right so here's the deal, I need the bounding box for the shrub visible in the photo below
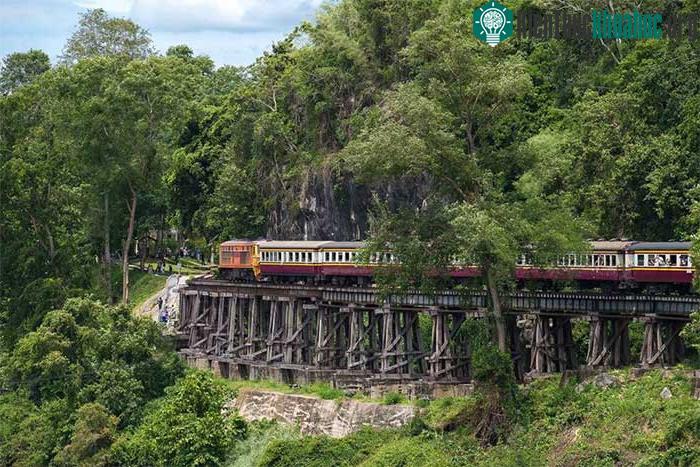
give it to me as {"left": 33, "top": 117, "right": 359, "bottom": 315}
{"left": 383, "top": 391, "right": 405, "bottom": 405}
{"left": 111, "top": 371, "right": 247, "bottom": 467}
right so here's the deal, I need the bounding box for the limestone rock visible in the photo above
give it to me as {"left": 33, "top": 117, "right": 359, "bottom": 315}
{"left": 593, "top": 373, "right": 620, "bottom": 389}
{"left": 230, "top": 388, "right": 417, "bottom": 438}
{"left": 660, "top": 387, "right": 672, "bottom": 400}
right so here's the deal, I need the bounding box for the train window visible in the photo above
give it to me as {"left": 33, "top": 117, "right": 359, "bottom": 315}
{"left": 637, "top": 254, "right": 645, "bottom": 266}
{"left": 669, "top": 255, "right": 677, "bottom": 267}
{"left": 605, "top": 255, "right": 611, "bottom": 267}
{"left": 325, "top": 252, "right": 329, "bottom": 262}
{"left": 681, "top": 255, "right": 689, "bottom": 267}
{"left": 611, "top": 255, "right": 617, "bottom": 267}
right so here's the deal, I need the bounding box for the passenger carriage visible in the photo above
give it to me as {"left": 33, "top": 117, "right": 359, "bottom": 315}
{"left": 219, "top": 239, "right": 697, "bottom": 291}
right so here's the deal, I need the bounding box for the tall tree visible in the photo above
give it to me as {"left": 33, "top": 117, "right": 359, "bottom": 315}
{"left": 60, "top": 9, "right": 155, "bottom": 65}
{"left": 0, "top": 50, "right": 50, "bottom": 95}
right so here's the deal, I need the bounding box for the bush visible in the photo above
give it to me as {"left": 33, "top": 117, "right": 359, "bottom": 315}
{"left": 258, "top": 427, "right": 397, "bottom": 467}
{"left": 383, "top": 391, "right": 405, "bottom": 405}
{"left": 111, "top": 371, "right": 247, "bottom": 467}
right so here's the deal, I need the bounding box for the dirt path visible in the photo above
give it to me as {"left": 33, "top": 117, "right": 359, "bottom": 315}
{"left": 138, "top": 274, "right": 190, "bottom": 322}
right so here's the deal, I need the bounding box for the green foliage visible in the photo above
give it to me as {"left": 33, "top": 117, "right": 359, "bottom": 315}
{"left": 253, "top": 370, "right": 700, "bottom": 466}
{"left": 54, "top": 402, "right": 118, "bottom": 466}
{"left": 682, "top": 311, "right": 700, "bottom": 354}
{"left": 0, "top": 297, "right": 184, "bottom": 465}
{"left": 382, "top": 391, "right": 405, "bottom": 405}
{"left": 112, "top": 371, "right": 247, "bottom": 467}
{"left": 60, "top": 8, "right": 155, "bottom": 64}
{"left": 258, "top": 427, "right": 398, "bottom": 467}
{"left": 0, "top": 49, "right": 50, "bottom": 94}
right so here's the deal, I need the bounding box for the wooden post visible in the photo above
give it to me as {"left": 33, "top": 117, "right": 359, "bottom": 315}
{"left": 640, "top": 317, "right": 686, "bottom": 367}
{"left": 377, "top": 305, "right": 425, "bottom": 377}
{"left": 530, "top": 315, "right": 576, "bottom": 373}
{"left": 427, "top": 308, "right": 469, "bottom": 381}
{"left": 314, "top": 304, "right": 348, "bottom": 368}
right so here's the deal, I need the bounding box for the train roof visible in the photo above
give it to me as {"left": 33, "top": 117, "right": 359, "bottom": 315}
{"left": 257, "top": 240, "right": 334, "bottom": 249}
{"left": 221, "top": 239, "right": 257, "bottom": 245}
{"left": 320, "top": 241, "right": 366, "bottom": 249}
{"left": 626, "top": 242, "right": 691, "bottom": 251}
{"left": 590, "top": 241, "right": 636, "bottom": 250}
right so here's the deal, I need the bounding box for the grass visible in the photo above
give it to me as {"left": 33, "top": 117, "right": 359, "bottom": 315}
{"left": 224, "top": 379, "right": 345, "bottom": 401}
{"left": 127, "top": 270, "right": 167, "bottom": 311}
{"left": 136, "top": 257, "right": 213, "bottom": 275}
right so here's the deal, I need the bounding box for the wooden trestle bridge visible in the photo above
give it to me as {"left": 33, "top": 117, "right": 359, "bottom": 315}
{"left": 176, "top": 279, "right": 699, "bottom": 387}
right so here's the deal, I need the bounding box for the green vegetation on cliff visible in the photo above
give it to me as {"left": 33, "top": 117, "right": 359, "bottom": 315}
{"left": 234, "top": 370, "right": 700, "bottom": 467}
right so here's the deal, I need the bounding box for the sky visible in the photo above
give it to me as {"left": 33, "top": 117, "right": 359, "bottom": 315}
{"left": 1, "top": 0, "right": 326, "bottom": 66}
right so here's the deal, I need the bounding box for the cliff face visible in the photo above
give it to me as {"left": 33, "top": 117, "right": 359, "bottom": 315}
{"left": 229, "top": 388, "right": 417, "bottom": 437}
{"left": 266, "top": 166, "right": 433, "bottom": 241}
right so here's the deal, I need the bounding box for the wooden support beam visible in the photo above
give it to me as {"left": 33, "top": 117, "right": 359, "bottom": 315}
{"left": 530, "top": 315, "right": 576, "bottom": 374}
{"left": 640, "top": 318, "right": 686, "bottom": 367}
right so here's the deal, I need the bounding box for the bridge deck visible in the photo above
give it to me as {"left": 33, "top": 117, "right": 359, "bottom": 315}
{"left": 185, "top": 278, "right": 700, "bottom": 317}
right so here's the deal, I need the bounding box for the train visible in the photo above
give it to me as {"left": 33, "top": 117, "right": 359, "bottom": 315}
{"left": 219, "top": 239, "right": 696, "bottom": 292}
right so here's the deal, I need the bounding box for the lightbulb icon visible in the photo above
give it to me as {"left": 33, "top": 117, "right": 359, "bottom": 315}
{"left": 475, "top": 2, "right": 510, "bottom": 46}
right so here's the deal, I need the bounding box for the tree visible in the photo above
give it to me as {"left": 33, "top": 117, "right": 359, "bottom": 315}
{"left": 111, "top": 372, "right": 247, "bottom": 467}
{"left": 450, "top": 197, "right": 585, "bottom": 352}
{"left": 54, "top": 403, "right": 118, "bottom": 467}
{"left": 166, "top": 44, "right": 194, "bottom": 59}
{"left": 0, "top": 49, "right": 50, "bottom": 94}
{"left": 99, "top": 57, "right": 206, "bottom": 302}
{"left": 60, "top": 9, "right": 155, "bottom": 64}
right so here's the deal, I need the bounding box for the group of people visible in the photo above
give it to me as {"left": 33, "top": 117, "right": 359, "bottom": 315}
{"left": 157, "top": 296, "right": 171, "bottom": 323}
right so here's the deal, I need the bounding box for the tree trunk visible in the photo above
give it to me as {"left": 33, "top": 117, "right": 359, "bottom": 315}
{"left": 485, "top": 267, "right": 507, "bottom": 353}
{"left": 122, "top": 188, "right": 137, "bottom": 304}
{"left": 103, "top": 192, "right": 113, "bottom": 304}
{"left": 139, "top": 237, "right": 147, "bottom": 271}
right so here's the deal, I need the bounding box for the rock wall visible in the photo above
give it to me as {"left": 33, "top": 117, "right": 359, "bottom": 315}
{"left": 266, "top": 166, "right": 434, "bottom": 240}
{"left": 229, "top": 388, "right": 417, "bottom": 437}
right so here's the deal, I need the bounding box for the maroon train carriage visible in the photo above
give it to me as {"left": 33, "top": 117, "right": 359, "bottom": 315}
{"left": 221, "top": 239, "right": 696, "bottom": 291}
{"left": 624, "top": 242, "right": 693, "bottom": 285}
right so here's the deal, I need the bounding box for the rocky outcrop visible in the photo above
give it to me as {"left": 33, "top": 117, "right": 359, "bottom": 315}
{"left": 266, "top": 165, "right": 434, "bottom": 240}
{"left": 229, "top": 388, "right": 417, "bottom": 437}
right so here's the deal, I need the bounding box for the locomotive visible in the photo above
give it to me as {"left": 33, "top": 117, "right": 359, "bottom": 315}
{"left": 219, "top": 239, "right": 695, "bottom": 292}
